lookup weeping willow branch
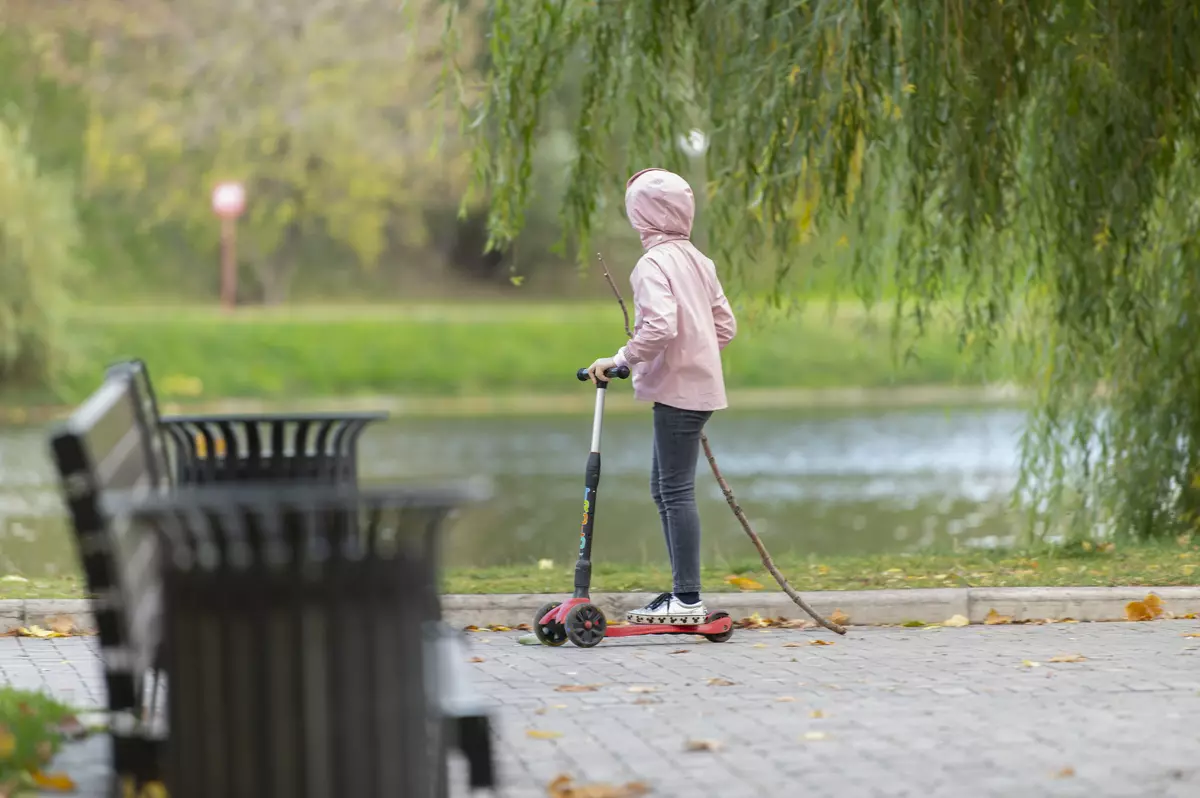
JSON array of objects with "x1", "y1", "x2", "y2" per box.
[
  {"x1": 596, "y1": 254, "x2": 846, "y2": 635},
  {"x1": 452, "y1": 1, "x2": 1200, "y2": 546}
]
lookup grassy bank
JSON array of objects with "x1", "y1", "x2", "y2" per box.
[
  {"x1": 7, "y1": 542, "x2": 1195, "y2": 600},
  {"x1": 12, "y1": 302, "x2": 1015, "y2": 407}
]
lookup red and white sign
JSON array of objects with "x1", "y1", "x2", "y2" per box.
[{"x1": 211, "y1": 181, "x2": 246, "y2": 219}]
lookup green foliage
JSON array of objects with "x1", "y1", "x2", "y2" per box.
[
  {"x1": 0, "y1": 121, "x2": 83, "y2": 390},
  {"x1": 0, "y1": 686, "x2": 77, "y2": 787},
  {"x1": 457, "y1": 0, "x2": 1200, "y2": 543},
  {"x1": 21, "y1": 0, "x2": 475, "y2": 303}
]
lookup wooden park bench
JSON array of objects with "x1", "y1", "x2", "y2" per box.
[{"x1": 48, "y1": 360, "x2": 495, "y2": 794}]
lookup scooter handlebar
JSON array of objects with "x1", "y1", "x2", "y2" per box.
[{"x1": 576, "y1": 365, "x2": 631, "y2": 382}]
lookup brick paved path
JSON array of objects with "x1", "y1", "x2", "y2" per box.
[{"x1": 7, "y1": 620, "x2": 1200, "y2": 797}]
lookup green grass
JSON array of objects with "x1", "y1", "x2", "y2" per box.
[
  {"x1": 17, "y1": 301, "x2": 1014, "y2": 406},
  {"x1": 11, "y1": 542, "x2": 1196, "y2": 599},
  {"x1": 444, "y1": 542, "x2": 1199, "y2": 594},
  {"x1": 0, "y1": 687, "x2": 79, "y2": 791}
]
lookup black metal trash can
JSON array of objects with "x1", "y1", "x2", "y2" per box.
[
  {"x1": 160, "y1": 412, "x2": 386, "y2": 487},
  {"x1": 129, "y1": 482, "x2": 483, "y2": 798}
]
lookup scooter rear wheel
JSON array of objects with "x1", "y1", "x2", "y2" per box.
[
  {"x1": 703, "y1": 611, "x2": 735, "y2": 643},
  {"x1": 564, "y1": 603, "x2": 607, "y2": 648},
  {"x1": 533, "y1": 602, "x2": 568, "y2": 647}
]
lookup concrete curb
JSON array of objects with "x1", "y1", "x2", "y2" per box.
[
  {"x1": 441, "y1": 586, "x2": 1200, "y2": 628},
  {"x1": 2, "y1": 587, "x2": 1197, "y2": 634},
  {"x1": 0, "y1": 600, "x2": 96, "y2": 634}
]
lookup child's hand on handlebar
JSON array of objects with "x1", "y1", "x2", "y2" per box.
[{"x1": 586, "y1": 357, "x2": 618, "y2": 384}]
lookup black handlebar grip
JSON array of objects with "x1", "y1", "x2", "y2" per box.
[{"x1": 576, "y1": 365, "x2": 631, "y2": 381}]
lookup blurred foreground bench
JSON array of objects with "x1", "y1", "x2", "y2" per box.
[{"x1": 50, "y1": 361, "x2": 495, "y2": 796}]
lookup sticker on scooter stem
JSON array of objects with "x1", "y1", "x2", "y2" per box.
[{"x1": 580, "y1": 490, "x2": 591, "y2": 550}]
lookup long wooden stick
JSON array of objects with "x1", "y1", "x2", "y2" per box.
[{"x1": 597, "y1": 254, "x2": 846, "y2": 635}]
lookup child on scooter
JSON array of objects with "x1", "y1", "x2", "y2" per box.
[{"x1": 586, "y1": 168, "x2": 737, "y2": 625}]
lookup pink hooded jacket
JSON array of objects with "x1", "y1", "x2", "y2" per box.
[{"x1": 612, "y1": 168, "x2": 737, "y2": 412}]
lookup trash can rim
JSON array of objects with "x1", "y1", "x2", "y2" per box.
[{"x1": 103, "y1": 478, "x2": 492, "y2": 517}]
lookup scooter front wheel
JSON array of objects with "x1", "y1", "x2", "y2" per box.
[
  {"x1": 533, "y1": 602, "x2": 568, "y2": 647},
  {"x1": 564, "y1": 603, "x2": 607, "y2": 648}
]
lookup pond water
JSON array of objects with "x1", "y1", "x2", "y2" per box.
[{"x1": 0, "y1": 405, "x2": 1028, "y2": 575}]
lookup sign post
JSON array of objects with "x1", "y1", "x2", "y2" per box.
[{"x1": 211, "y1": 181, "x2": 246, "y2": 311}]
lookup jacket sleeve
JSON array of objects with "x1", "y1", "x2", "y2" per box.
[
  {"x1": 613, "y1": 262, "x2": 677, "y2": 367},
  {"x1": 711, "y1": 280, "x2": 737, "y2": 351}
]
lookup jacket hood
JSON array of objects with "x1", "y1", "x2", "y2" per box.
[{"x1": 625, "y1": 168, "x2": 694, "y2": 250}]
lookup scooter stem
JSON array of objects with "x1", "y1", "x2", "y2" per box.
[
  {"x1": 572, "y1": 365, "x2": 629, "y2": 599},
  {"x1": 590, "y1": 383, "x2": 607, "y2": 454}
]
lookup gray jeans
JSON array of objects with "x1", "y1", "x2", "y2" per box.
[{"x1": 650, "y1": 403, "x2": 713, "y2": 594}]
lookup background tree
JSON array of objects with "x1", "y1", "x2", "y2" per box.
[
  {"x1": 18, "y1": 0, "x2": 474, "y2": 303},
  {"x1": 0, "y1": 121, "x2": 85, "y2": 392},
  {"x1": 452, "y1": 0, "x2": 1200, "y2": 543}
]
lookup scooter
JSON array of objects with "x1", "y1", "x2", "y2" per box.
[{"x1": 532, "y1": 365, "x2": 735, "y2": 648}]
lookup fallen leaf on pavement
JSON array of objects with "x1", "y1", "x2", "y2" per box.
[
  {"x1": 1182, "y1": 633, "x2": 1200, "y2": 638},
  {"x1": 706, "y1": 678, "x2": 735, "y2": 687},
  {"x1": 1021, "y1": 660, "x2": 1041, "y2": 668},
  {"x1": 829, "y1": 609, "x2": 850, "y2": 626},
  {"x1": 684, "y1": 739, "x2": 721, "y2": 752},
  {"x1": 30, "y1": 772, "x2": 75, "y2": 791},
  {"x1": 464, "y1": 625, "x2": 480, "y2": 632},
  {"x1": 776, "y1": 696, "x2": 795, "y2": 703},
  {"x1": 782, "y1": 642, "x2": 804, "y2": 648},
  {"x1": 942, "y1": 614, "x2": 970, "y2": 627},
  {"x1": 469, "y1": 657, "x2": 485, "y2": 663},
  {"x1": 752, "y1": 643, "x2": 768, "y2": 649},
  {"x1": 486, "y1": 625, "x2": 512, "y2": 632},
  {"x1": 1053, "y1": 767, "x2": 1075, "y2": 779},
  {"x1": 555, "y1": 684, "x2": 604, "y2": 693},
  {"x1": 801, "y1": 731, "x2": 828, "y2": 741},
  {"x1": 516, "y1": 623, "x2": 532, "y2": 631},
  {"x1": 627, "y1": 686, "x2": 656, "y2": 694},
  {"x1": 526, "y1": 730, "x2": 563, "y2": 740},
  {"x1": 984, "y1": 609, "x2": 1013, "y2": 625},
  {"x1": 810, "y1": 709, "x2": 824, "y2": 719},
  {"x1": 738, "y1": 613, "x2": 772, "y2": 628},
  {"x1": 724, "y1": 575, "x2": 763, "y2": 591},
  {"x1": 1048, "y1": 654, "x2": 1087, "y2": 663},
  {"x1": 809, "y1": 640, "x2": 834, "y2": 646},
  {"x1": 901, "y1": 620, "x2": 925, "y2": 628},
  {"x1": 669, "y1": 649, "x2": 690, "y2": 655},
  {"x1": 1126, "y1": 592, "x2": 1165, "y2": 622},
  {"x1": 17, "y1": 626, "x2": 65, "y2": 639},
  {"x1": 1124, "y1": 601, "x2": 1152, "y2": 621},
  {"x1": 547, "y1": 774, "x2": 650, "y2": 798},
  {"x1": 46, "y1": 616, "x2": 78, "y2": 635},
  {"x1": 779, "y1": 619, "x2": 814, "y2": 629}
]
